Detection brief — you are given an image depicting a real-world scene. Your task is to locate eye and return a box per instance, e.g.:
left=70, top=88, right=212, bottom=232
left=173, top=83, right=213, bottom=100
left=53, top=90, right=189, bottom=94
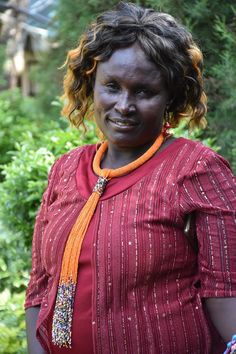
left=105, top=82, right=119, bottom=93
left=135, top=87, right=153, bottom=97
left=136, top=88, right=147, bottom=94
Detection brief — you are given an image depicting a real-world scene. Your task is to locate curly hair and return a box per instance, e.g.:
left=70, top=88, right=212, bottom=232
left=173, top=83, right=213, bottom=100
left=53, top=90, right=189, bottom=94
left=62, top=1, right=207, bottom=129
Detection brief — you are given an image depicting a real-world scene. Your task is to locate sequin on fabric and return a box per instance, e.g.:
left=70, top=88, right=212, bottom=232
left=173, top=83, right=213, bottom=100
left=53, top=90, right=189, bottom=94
left=52, top=281, right=76, bottom=348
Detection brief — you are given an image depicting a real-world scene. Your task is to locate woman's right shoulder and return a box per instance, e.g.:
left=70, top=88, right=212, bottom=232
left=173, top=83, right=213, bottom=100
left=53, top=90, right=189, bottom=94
left=49, top=144, right=96, bottom=179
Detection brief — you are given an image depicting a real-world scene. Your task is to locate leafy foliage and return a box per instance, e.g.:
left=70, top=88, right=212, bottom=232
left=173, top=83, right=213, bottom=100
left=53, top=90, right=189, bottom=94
left=0, top=89, right=58, bottom=179
left=0, top=290, right=26, bottom=353
left=208, top=14, right=236, bottom=167
left=0, top=122, right=98, bottom=250
left=0, top=224, right=29, bottom=294
left=0, top=43, right=7, bottom=88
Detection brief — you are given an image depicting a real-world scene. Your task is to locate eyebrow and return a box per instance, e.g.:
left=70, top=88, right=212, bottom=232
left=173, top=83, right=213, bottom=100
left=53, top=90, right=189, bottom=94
left=100, top=75, right=165, bottom=91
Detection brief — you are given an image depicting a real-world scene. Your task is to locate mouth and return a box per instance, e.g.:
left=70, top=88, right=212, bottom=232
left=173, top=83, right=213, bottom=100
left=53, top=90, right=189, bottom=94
left=108, top=118, right=138, bottom=128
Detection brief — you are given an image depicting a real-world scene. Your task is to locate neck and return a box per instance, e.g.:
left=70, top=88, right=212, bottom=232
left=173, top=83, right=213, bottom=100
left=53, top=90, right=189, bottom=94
left=101, top=139, right=157, bottom=169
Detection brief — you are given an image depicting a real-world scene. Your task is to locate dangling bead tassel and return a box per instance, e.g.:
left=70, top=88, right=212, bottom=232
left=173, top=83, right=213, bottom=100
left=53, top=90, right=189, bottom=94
left=223, top=334, right=236, bottom=354
left=52, top=175, right=109, bottom=348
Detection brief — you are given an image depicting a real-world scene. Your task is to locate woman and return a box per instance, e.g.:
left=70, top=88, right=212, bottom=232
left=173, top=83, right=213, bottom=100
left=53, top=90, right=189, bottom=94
left=25, top=2, right=236, bottom=354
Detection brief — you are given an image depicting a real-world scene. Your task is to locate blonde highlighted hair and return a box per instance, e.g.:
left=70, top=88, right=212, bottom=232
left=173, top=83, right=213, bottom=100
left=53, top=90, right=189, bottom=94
left=62, top=2, right=207, bottom=129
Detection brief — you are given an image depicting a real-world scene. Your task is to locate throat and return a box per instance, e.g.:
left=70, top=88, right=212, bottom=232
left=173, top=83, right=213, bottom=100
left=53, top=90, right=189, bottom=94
left=100, top=136, right=175, bottom=170
left=101, top=143, right=155, bottom=169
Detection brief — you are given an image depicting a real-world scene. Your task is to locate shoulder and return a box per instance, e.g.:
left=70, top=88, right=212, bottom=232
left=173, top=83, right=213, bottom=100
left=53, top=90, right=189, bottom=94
left=176, top=136, right=216, bottom=155
left=176, top=137, right=230, bottom=167
left=174, top=138, right=235, bottom=193
left=172, top=137, right=234, bottom=182
left=48, top=144, right=96, bottom=180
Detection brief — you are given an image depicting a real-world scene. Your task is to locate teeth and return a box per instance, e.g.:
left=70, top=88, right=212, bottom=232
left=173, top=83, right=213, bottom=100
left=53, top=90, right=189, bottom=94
left=115, top=120, right=133, bottom=126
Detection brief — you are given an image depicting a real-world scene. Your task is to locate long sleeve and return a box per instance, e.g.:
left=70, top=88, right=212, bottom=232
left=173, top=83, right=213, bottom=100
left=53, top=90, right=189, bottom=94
left=25, top=159, right=59, bottom=309
left=179, top=149, right=236, bottom=297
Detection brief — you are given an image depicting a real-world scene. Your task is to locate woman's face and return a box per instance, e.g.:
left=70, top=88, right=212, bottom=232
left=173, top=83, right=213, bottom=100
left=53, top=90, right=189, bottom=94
left=93, top=43, right=169, bottom=150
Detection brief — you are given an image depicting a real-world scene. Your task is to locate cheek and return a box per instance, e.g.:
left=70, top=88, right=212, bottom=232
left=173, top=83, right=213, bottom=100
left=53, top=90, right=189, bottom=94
left=94, top=91, right=110, bottom=116
left=141, top=99, right=166, bottom=118
left=93, top=94, right=108, bottom=130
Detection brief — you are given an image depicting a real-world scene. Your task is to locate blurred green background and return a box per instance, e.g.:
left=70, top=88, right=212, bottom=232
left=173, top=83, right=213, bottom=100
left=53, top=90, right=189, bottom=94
left=0, top=0, right=235, bottom=352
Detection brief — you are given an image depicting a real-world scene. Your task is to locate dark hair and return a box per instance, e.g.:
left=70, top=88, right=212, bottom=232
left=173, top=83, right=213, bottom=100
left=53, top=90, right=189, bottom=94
left=62, top=1, right=207, bottom=129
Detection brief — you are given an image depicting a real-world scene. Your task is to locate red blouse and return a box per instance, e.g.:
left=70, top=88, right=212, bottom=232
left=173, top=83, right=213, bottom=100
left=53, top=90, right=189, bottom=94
left=25, top=138, right=236, bottom=354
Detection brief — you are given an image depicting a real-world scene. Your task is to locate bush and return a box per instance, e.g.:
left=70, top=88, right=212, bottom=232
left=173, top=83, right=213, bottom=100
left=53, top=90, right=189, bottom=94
left=0, top=290, right=27, bottom=353
left=0, top=89, right=59, bottom=179
left=0, top=122, right=98, bottom=251
left=0, top=222, right=29, bottom=294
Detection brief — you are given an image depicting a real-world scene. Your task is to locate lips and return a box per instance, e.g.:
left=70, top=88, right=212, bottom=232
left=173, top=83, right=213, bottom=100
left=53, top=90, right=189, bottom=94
left=108, top=117, right=138, bottom=127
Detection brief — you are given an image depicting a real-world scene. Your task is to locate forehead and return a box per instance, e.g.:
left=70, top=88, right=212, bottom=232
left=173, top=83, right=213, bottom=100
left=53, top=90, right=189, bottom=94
left=96, top=44, right=164, bottom=83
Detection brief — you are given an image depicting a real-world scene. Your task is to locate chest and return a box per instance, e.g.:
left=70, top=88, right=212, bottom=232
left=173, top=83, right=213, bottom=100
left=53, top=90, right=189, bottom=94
left=41, top=172, right=192, bottom=281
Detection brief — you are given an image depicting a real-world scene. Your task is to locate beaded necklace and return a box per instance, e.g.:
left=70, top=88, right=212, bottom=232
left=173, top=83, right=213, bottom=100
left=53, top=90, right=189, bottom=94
left=52, top=132, right=164, bottom=348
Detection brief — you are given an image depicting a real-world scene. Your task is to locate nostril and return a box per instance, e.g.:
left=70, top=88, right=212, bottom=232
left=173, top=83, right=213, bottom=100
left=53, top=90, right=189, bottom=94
left=114, top=92, right=135, bottom=115
left=115, top=103, right=136, bottom=115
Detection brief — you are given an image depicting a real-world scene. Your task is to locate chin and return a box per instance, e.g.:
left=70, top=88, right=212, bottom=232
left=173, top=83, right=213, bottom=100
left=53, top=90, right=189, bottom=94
left=113, top=130, right=160, bottom=145
left=108, top=137, right=153, bottom=150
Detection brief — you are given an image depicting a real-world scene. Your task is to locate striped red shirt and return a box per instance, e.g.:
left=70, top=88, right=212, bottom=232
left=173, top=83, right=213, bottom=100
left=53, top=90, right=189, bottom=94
left=25, top=138, right=236, bottom=353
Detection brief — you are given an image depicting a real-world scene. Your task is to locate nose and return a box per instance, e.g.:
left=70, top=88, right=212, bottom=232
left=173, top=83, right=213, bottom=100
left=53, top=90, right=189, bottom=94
left=114, top=92, right=136, bottom=116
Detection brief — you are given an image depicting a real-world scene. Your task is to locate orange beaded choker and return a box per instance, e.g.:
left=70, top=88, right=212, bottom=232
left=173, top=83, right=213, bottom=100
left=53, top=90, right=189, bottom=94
left=52, top=132, right=164, bottom=348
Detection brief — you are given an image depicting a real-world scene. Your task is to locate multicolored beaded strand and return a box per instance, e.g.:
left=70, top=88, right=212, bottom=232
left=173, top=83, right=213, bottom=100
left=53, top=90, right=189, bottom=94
left=224, top=335, right=236, bottom=354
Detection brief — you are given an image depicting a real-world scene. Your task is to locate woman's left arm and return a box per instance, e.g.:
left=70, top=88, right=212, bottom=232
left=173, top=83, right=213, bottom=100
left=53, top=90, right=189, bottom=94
left=179, top=147, right=236, bottom=345
left=205, top=297, right=236, bottom=342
